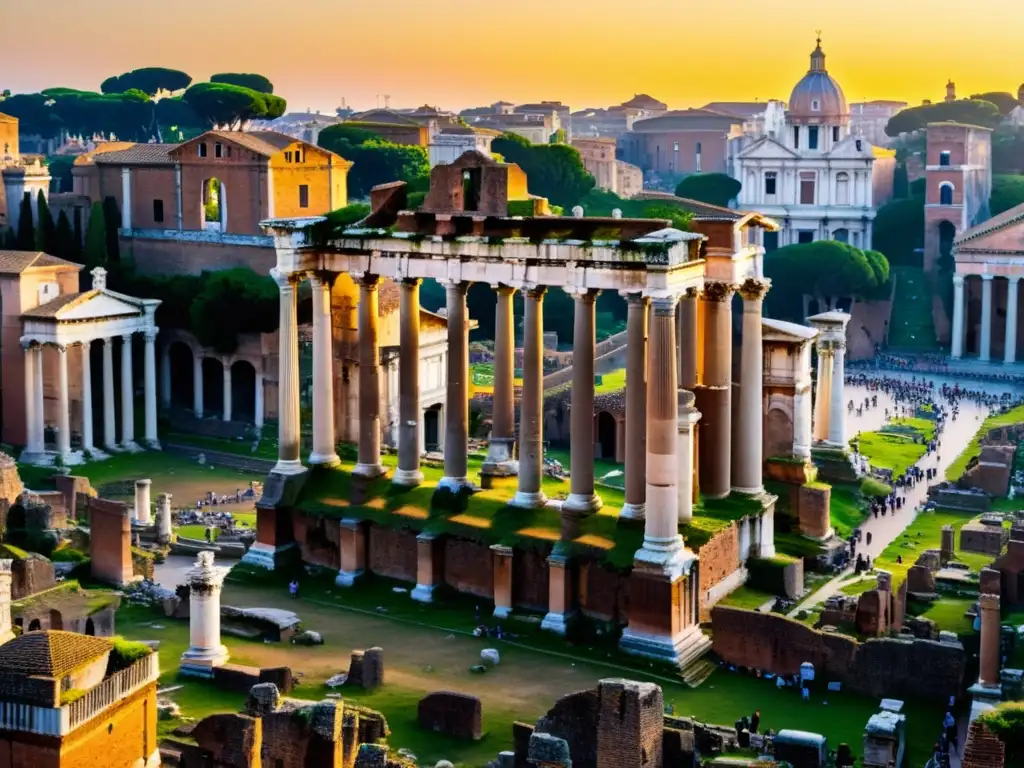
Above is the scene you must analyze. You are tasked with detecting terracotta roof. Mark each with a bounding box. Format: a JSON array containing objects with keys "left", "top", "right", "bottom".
[
  {"left": 0, "top": 112, "right": 16, "bottom": 123},
  {"left": 92, "top": 143, "right": 179, "bottom": 166},
  {"left": 0, "top": 251, "right": 80, "bottom": 275},
  {"left": 207, "top": 130, "right": 294, "bottom": 157},
  {"left": 621, "top": 94, "right": 667, "bottom": 110},
  {"left": 955, "top": 202, "right": 1024, "bottom": 246},
  {"left": 0, "top": 630, "right": 112, "bottom": 678},
  {"left": 22, "top": 291, "right": 91, "bottom": 318}
]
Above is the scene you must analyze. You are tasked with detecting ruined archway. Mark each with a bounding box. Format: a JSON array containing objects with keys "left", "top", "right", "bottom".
[
  {"left": 596, "top": 411, "right": 617, "bottom": 461},
  {"left": 201, "top": 358, "right": 225, "bottom": 418},
  {"left": 85, "top": 617, "right": 96, "bottom": 636},
  {"left": 28, "top": 618, "right": 41, "bottom": 631},
  {"left": 48, "top": 609, "right": 63, "bottom": 630},
  {"left": 168, "top": 342, "right": 195, "bottom": 410},
  {"left": 202, "top": 178, "right": 226, "bottom": 231},
  {"left": 231, "top": 360, "right": 257, "bottom": 423}
]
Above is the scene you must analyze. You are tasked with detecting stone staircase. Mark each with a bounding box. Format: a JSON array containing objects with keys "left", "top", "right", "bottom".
[
  {"left": 676, "top": 628, "right": 714, "bottom": 687},
  {"left": 680, "top": 657, "right": 716, "bottom": 688}
]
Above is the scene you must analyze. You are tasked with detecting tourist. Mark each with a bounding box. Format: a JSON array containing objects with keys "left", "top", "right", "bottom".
[
  {"left": 289, "top": 580, "right": 299, "bottom": 599},
  {"left": 751, "top": 710, "right": 760, "bottom": 733},
  {"left": 801, "top": 687, "right": 809, "bottom": 702},
  {"left": 943, "top": 711, "right": 957, "bottom": 754}
]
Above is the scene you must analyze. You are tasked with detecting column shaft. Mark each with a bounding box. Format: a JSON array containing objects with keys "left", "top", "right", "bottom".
[
  {"left": 441, "top": 281, "right": 470, "bottom": 489},
  {"left": 274, "top": 270, "right": 303, "bottom": 474},
  {"left": 56, "top": 346, "right": 71, "bottom": 456},
  {"left": 255, "top": 372, "right": 265, "bottom": 429},
  {"left": 513, "top": 287, "right": 546, "bottom": 507},
  {"left": 792, "top": 386, "right": 812, "bottom": 459},
  {"left": 677, "top": 402, "right": 700, "bottom": 523},
  {"left": 1006, "top": 277, "right": 1019, "bottom": 364},
  {"left": 734, "top": 281, "right": 768, "bottom": 493},
  {"left": 565, "top": 290, "right": 601, "bottom": 514},
  {"left": 827, "top": 343, "right": 847, "bottom": 447},
  {"left": 102, "top": 338, "right": 116, "bottom": 450},
  {"left": 193, "top": 353, "right": 204, "bottom": 418},
  {"left": 309, "top": 275, "right": 339, "bottom": 465},
  {"left": 980, "top": 275, "right": 993, "bottom": 362},
  {"left": 678, "top": 289, "right": 699, "bottom": 388},
  {"left": 702, "top": 282, "right": 735, "bottom": 499},
  {"left": 483, "top": 285, "right": 516, "bottom": 474},
  {"left": 143, "top": 333, "right": 158, "bottom": 447},
  {"left": 621, "top": 294, "right": 649, "bottom": 519},
  {"left": 221, "top": 361, "right": 232, "bottom": 422},
  {"left": 160, "top": 344, "right": 171, "bottom": 409},
  {"left": 81, "top": 342, "right": 94, "bottom": 453},
  {"left": 355, "top": 275, "right": 385, "bottom": 477},
  {"left": 979, "top": 593, "right": 1001, "bottom": 687},
  {"left": 813, "top": 348, "right": 833, "bottom": 443},
  {"left": 120, "top": 335, "right": 134, "bottom": 446},
  {"left": 951, "top": 275, "right": 965, "bottom": 359},
  {"left": 23, "top": 345, "right": 40, "bottom": 454},
  {"left": 395, "top": 279, "right": 423, "bottom": 486}
]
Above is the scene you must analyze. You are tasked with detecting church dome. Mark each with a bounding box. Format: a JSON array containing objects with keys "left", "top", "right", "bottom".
[{"left": 788, "top": 37, "right": 848, "bottom": 122}]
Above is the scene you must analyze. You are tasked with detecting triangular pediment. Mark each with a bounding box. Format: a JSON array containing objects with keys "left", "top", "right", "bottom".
[
  {"left": 825, "top": 136, "right": 874, "bottom": 159},
  {"left": 956, "top": 203, "right": 1024, "bottom": 250},
  {"left": 738, "top": 137, "right": 799, "bottom": 160},
  {"left": 23, "top": 289, "right": 146, "bottom": 321}
]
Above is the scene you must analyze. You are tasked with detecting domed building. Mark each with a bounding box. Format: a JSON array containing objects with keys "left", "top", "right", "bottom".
[{"left": 735, "top": 37, "right": 895, "bottom": 251}]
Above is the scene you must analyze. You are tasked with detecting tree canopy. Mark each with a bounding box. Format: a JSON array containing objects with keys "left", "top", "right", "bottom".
[
  {"left": 885, "top": 99, "right": 1003, "bottom": 137},
  {"left": 491, "top": 132, "right": 595, "bottom": 208},
  {"left": 873, "top": 195, "right": 925, "bottom": 268},
  {"left": 188, "top": 268, "right": 280, "bottom": 353},
  {"left": 990, "top": 173, "right": 1024, "bottom": 215},
  {"left": 210, "top": 73, "right": 274, "bottom": 94},
  {"left": 83, "top": 202, "right": 108, "bottom": 269},
  {"left": 34, "top": 191, "right": 56, "bottom": 254},
  {"left": 969, "top": 91, "right": 1020, "bottom": 116},
  {"left": 673, "top": 173, "right": 742, "bottom": 207},
  {"left": 101, "top": 68, "right": 192, "bottom": 96},
  {"left": 182, "top": 82, "right": 286, "bottom": 130},
  {"left": 0, "top": 93, "right": 62, "bottom": 138},
  {"left": 317, "top": 125, "right": 430, "bottom": 199},
  {"left": 15, "top": 194, "right": 34, "bottom": 251}
]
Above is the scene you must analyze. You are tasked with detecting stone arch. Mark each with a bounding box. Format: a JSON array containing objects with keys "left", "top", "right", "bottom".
[
  {"left": 939, "top": 181, "right": 955, "bottom": 206},
  {"left": 28, "top": 618, "right": 41, "bottom": 631},
  {"left": 202, "top": 177, "right": 226, "bottom": 231},
  {"left": 48, "top": 609, "right": 63, "bottom": 630},
  {"left": 168, "top": 341, "right": 195, "bottom": 409},
  {"left": 596, "top": 411, "right": 617, "bottom": 461},
  {"left": 85, "top": 617, "right": 96, "bottom": 636},
  {"left": 231, "top": 360, "right": 257, "bottom": 423},
  {"left": 765, "top": 403, "right": 795, "bottom": 459},
  {"left": 832, "top": 227, "right": 850, "bottom": 244},
  {"left": 201, "top": 357, "right": 225, "bottom": 418}
]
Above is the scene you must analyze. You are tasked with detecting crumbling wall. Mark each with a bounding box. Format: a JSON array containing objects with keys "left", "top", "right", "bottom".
[
  {"left": 696, "top": 522, "right": 741, "bottom": 614},
  {"left": 534, "top": 688, "right": 600, "bottom": 768},
  {"left": 511, "top": 548, "right": 550, "bottom": 612},
  {"left": 11, "top": 554, "right": 55, "bottom": 600},
  {"left": 416, "top": 691, "right": 482, "bottom": 741},
  {"left": 579, "top": 562, "right": 629, "bottom": 623},
  {"left": 293, "top": 510, "right": 342, "bottom": 570},
  {"left": 88, "top": 497, "right": 134, "bottom": 586}
]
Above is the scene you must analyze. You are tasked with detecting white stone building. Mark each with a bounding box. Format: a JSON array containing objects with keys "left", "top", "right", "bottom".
[
  {"left": 735, "top": 38, "right": 888, "bottom": 251},
  {"left": 428, "top": 126, "right": 499, "bottom": 168}
]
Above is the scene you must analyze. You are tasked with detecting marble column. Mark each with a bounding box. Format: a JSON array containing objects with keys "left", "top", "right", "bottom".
[
  {"left": 81, "top": 341, "right": 94, "bottom": 454},
  {"left": 564, "top": 289, "right": 602, "bottom": 515},
  {"left": 978, "top": 592, "right": 1001, "bottom": 688},
  {"left": 980, "top": 274, "right": 994, "bottom": 362},
  {"left": 678, "top": 288, "right": 699, "bottom": 389},
  {"left": 160, "top": 344, "right": 171, "bottom": 409},
  {"left": 483, "top": 285, "right": 517, "bottom": 476},
  {"left": 635, "top": 295, "right": 684, "bottom": 561},
  {"left": 512, "top": 286, "right": 547, "bottom": 508},
  {"left": 734, "top": 279, "right": 768, "bottom": 494},
  {"left": 394, "top": 278, "right": 424, "bottom": 486},
  {"left": 103, "top": 337, "right": 116, "bottom": 450},
  {"left": 134, "top": 479, "right": 152, "bottom": 525},
  {"left": 309, "top": 275, "right": 339, "bottom": 466},
  {"left": 792, "top": 384, "right": 813, "bottom": 459},
  {"left": 440, "top": 280, "right": 471, "bottom": 490},
  {"left": 254, "top": 372, "right": 265, "bottom": 429},
  {"left": 120, "top": 334, "right": 135, "bottom": 447},
  {"left": 272, "top": 269, "right": 303, "bottom": 475},
  {"left": 221, "top": 360, "right": 232, "bottom": 423},
  {"left": 0, "top": 561, "right": 12, "bottom": 645},
  {"left": 354, "top": 275, "right": 385, "bottom": 478},
  {"left": 156, "top": 493, "right": 173, "bottom": 545},
  {"left": 143, "top": 331, "right": 158, "bottom": 448},
  {"left": 1006, "top": 276, "right": 1020, "bottom": 364},
  {"left": 193, "top": 352, "right": 204, "bottom": 418},
  {"left": 951, "top": 274, "right": 965, "bottom": 359},
  {"left": 827, "top": 341, "right": 847, "bottom": 447},
  {"left": 23, "top": 344, "right": 42, "bottom": 455},
  {"left": 180, "top": 551, "right": 230, "bottom": 676},
  {"left": 620, "top": 293, "right": 648, "bottom": 520},
  {"left": 812, "top": 344, "right": 833, "bottom": 443},
  {"left": 56, "top": 345, "right": 71, "bottom": 458},
  {"left": 702, "top": 281, "right": 735, "bottom": 499},
  {"left": 677, "top": 392, "right": 701, "bottom": 523}
]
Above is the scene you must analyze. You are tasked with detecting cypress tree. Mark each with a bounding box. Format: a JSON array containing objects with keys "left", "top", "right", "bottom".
[
  {"left": 84, "top": 202, "right": 108, "bottom": 269},
  {"left": 16, "top": 193, "right": 34, "bottom": 251},
  {"left": 35, "top": 190, "right": 57, "bottom": 254},
  {"left": 102, "top": 196, "right": 121, "bottom": 263},
  {"left": 1, "top": 227, "right": 16, "bottom": 249},
  {"left": 54, "top": 210, "right": 75, "bottom": 262}
]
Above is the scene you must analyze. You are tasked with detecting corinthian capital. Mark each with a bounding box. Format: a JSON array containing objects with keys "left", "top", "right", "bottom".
[
  {"left": 738, "top": 277, "right": 771, "bottom": 302},
  {"left": 703, "top": 281, "right": 737, "bottom": 303}
]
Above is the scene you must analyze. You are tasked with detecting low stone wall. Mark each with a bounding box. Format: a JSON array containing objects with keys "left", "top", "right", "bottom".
[
  {"left": 444, "top": 538, "right": 493, "bottom": 598},
  {"left": 417, "top": 691, "right": 482, "bottom": 741},
  {"left": 797, "top": 485, "right": 831, "bottom": 539},
  {"left": 579, "top": 562, "right": 629, "bottom": 623},
  {"left": 292, "top": 510, "right": 341, "bottom": 570},
  {"left": 960, "top": 523, "right": 1007, "bottom": 556},
  {"left": 512, "top": 548, "right": 551, "bottom": 612},
  {"left": 212, "top": 664, "right": 294, "bottom": 695},
  {"left": 366, "top": 524, "right": 418, "bottom": 582},
  {"left": 697, "top": 522, "right": 741, "bottom": 615}
]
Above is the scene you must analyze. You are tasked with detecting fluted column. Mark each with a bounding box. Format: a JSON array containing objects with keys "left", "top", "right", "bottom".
[
  {"left": 160, "top": 344, "right": 171, "bottom": 409},
  {"left": 394, "top": 278, "right": 424, "bottom": 486},
  {"left": 636, "top": 295, "right": 683, "bottom": 561},
  {"left": 81, "top": 341, "right": 94, "bottom": 453},
  {"left": 354, "top": 275, "right": 385, "bottom": 478},
  {"left": 440, "top": 280, "right": 471, "bottom": 490},
  {"left": 793, "top": 383, "right": 812, "bottom": 459},
  {"left": 309, "top": 274, "right": 339, "bottom": 466},
  {"left": 677, "top": 392, "right": 701, "bottom": 523},
  {"left": 221, "top": 359, "right": 232, "bottom": 423},
  {"left": 620, "top": 293, "right": 649, "bottom": 520},
  {"left": 702, "top": 281, "right": 735, "bottom": 499},
  {"left": 22, "top": 343, "right": 42, "bottom": 455},
  {"left": 512, "top": 286, "right": 547, "bottom": 508},
  {"left": 980, "top": 274, "right": 993, "bottom": 362},
  {"left": 143, "top": 331, "right": 158, "bottom": 448},
  {"left": 827, "top": 341, "right": 847, "bottom": 447},
  {"left": 951, "top": 274, "right": 965, "bottom": 359},
  {"left": 272, "top": 269, "right": 303, "bottom": 475},
  {"left": 193, "top": 352, "right": 204, "bottom": 418},
  {"left": 56, "top": 345, "right": 71, "bottom": 457},
  {"left": 120, "top": 334, "right": 135, "bottom": 447},
  {"left": 483, "top": 285, "right": 517, "bottom": 475},
  {"left": 812, "top": 344, "right": 833, "bottom": 443},
  {"left": 734, "top": 279, "right": 769, "bottom": 494},
  {"left": 1006, "top": 276, "right": 1019, "bottom": 364},
  {"left": 564, "top": 289, "right": 602, "bottom": 515},
  {"left": 678, "top": 288, "right": 699, "bottom": 389},
  {"left": 102, "top": 337, "right": 116, "bottom": 450}
]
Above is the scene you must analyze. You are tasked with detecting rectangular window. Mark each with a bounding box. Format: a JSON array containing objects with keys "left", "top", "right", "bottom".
[
  {"left": 214, "top": 143, "right": 223, "bottom": 158},
  {"left": 198, "top": 142, "right": 207, "bottom": 158},
  {"left": 764, "top": 172, "right": 777, "bottom": 196},
  {"left": 153, "top": 199, "right": 164, "bottom": 223},
  {"left": 799, "top": 171, "right": 816, "bottom": 204},
  {"left": 793, "top": 126, "right": 800, "bottom": 149},
  {"left": 798, "top": 230, "right": 815, "bottom": 244},
  {"left": 285, "top": 151, "right": 293, "bottom": 162},
  {"left": 833, "top": 126, "right": 840, "bottom": 142},
  {"left": 298, "top": 185, "right": 309, "bottom": 208},
  {"left": 808, "top": 126, "right": 819, "bottom": 150},
  {"left": 673, "top": 142, "right": 679, "bottom": 152},
  {"left": 940, "top": 150, "right": 951, "bottom": 167}
]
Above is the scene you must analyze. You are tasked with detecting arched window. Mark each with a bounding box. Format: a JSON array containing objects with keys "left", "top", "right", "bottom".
[
  {"left": 836, "top": 172, "right": 850, "bottom": 205},
  {"left": 939, "top": 182, "right": 955, "bottom": 206},
  {"left": 833, "top": 228, "right": 850, "bottom": 243},
  {"left": 202, "top": 178, "right": 227, "bottom": 231}
]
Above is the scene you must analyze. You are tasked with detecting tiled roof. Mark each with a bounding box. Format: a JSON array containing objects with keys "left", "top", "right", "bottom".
[
  {"left": 92, "top": 143, "right": 179, "bottom": 166},
  {"left": 631, "top": 192, "right": 745, "bottom": 220},
  {"left": 22, "top": 291, "right": 91, "bottom": 318},
  {"left": 0, "top": 251, "right": 80, "bottom": 275},
  {"left": 0, "top": 630, "right": 112, "bottom": 678},
  {"left": 956, "top": 202, "right": 1024, "bottom": 245},
  {"left": 208, "top": 130, "right": 294, "bottom": 157}
]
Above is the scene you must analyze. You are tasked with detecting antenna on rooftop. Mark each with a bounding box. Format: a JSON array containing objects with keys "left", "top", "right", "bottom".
[{"left": 384, "top": 94, "right": 391, "bottom": 108}]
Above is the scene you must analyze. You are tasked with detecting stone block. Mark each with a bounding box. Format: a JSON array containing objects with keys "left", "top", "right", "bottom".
[
  {"left": 191, "top": 713, "right": 261, "bottom": 768},
  {"left": 960, "top": 523, "right": 1008, "bottom": 556},
  {"left": 980, "top": 567, "right": 1002, "bottom": 596},
  {"left": 595, "top": 679, "right": 663, "bottom": 767},
  {"left": 513, "top": 722, "right": 536, "bottom": 768},
  {"left": 906, "top": 565, "right": 936, "bottom": 594},
  {"left": 88, "top": 497, "right": 135, "bottom": 586},
  {"left": 244, "top": 682, "right": 281, "bottom": 716},
  {"left": 940, "top": 525, "right": 955, "bottom": 565},
  {"left": 528, "top": 733, "right": 571, "bottom": 767},
  {"left": 797, "top": 484, "right": 831, "bottom": 539},
  {"left": 417, "top": 691, "right": 482, "bottom": 741},
  {"left": 347, "top": 647, "right": 384, "bottom": 689}
]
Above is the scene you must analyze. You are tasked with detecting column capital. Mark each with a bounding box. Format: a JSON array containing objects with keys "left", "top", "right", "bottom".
[
  {"left": 356, "top": 273, "right": 382, "bottom": 288},
  {"left": 564, "top": 287, "right": 600, "bottom": 302},
  {"left": 101, "top": 336, "right": 113, "bottom": 346},
  {"left": 523, "top": 285, "right": 547, "bottom": 300},
  {"left": 399, "top": 277, "right": 422, "bottom": 288},
  {"left": 619, "top": 290, "right": 649, "bottom": 304},
  {"left": 270, "top": 267, "right": 300, "bottom": 291},
  {"left": 492, "top": 283, "right": 517, "bottom": 297},
  {"left": 54, "top": 343, "right": 68, "bottom": 354},
  {"left": 953, "top": 274, "right": 965, "bottom": 287},
  {"left": 684, "top": 286, "right": 702, "bottom": 299},
  {"left": 19, "top": 338, "right": 36, "bottom": 351},
  {"left": 703, "top": 281, "right": 737, "bottom": 303},
  {"left": 120, "top": 332, "right": 134, "bottom": 343},
  {"left": 982, "top": 273, "right": 994, "bottom": 282},
  {"left": 439, "top": 278, "right": 472, "bottom": 294},
  {"left": 143, "top": 328, "right": 158, "bottom": 343},
  {"left": 1011, "top": 275, "right": 1022, "bottom": 284},
  {"left": 650, "top": 295, "right": 678, "bottom": 315},
  {"left": 309, "top": 271, "right": 336, "bottom": 289},
  {"left": 738, "top": 277, "right": 771, "bottom": 302}
]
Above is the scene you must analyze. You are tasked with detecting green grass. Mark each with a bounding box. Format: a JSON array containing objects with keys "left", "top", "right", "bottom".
[
  {"left": 594, "top": 368, "right": 626, "bottom": 393},
  {"left": 947, "top": 403, "right": 1024, "bottom": 481},
  {"left": 719, "top": 585, "right": 776, "bottom": 610},
  {"left": 887, "top": 266, "right": 938, "bottom": 350},
  {"left": 909, "top": 597, "right": 976, "bottom": 635},
  {"left": 546, "top": 448, "right": 624, "bottom": 490},
  {"left": 854, "top": 418, "right": 933, "bottom": 479},
  {"left": 829, "top": 482, "right": 867, "bottom": 540},
  {"left": 176, "top": 512, "right": 257, "bottom": 542},
  {"left": 163, "top": 431, "right": 278, "bottom": 461}
]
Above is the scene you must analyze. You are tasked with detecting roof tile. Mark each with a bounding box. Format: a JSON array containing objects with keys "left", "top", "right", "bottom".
[
  {"left": 0, "top": 251, "right": 80, "bottom": 275},
  {"left": 92, "top": 143, "right": 179, "bottom": 166},
  {"left": 0, "top": 630, "right": 112, "bottom": 678}
]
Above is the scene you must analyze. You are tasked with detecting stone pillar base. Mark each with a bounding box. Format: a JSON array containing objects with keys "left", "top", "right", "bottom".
[
  {"left": 481, "top": 438, "right": 518, "bottom": 479},
  {"left": 438, "top": 476, "right": 473, "bottom": 492},
  {"left": 969, "top": 681, "right": 1003, "bottom": 706},
  {"left": 542, "top": 554, "right": 575, "bottom": 635},
  {"left": 618, "top": 502, "right": 645, "bottom": 522},
  {"left": 180, "top": 645, "right": 230, "bottom": 678},
  {"left": 392, "top": 469, "right": 425, "bottom": 487},
  {"left": 120, "top": 441, "right": 143, "bottom": 454},
  {"left": 561, "top": 493, "right": 603, "bottom": 515},
  {"left": 411, "top": 584, "right": 436, "bottom": 603},
  {"left": 619, "top": 623, "right": 709, "bottom": 665},
  {"left": 491, "top": 544, "right": 513, "bottom": 619},
  {"left": 144, "top": 439, "right": 162, "bottom": 451},
  {"left": 353, "top": 462, "right": 386, "bottom": 479},
  {"left": 335, "top": 569, "right": 363, "bottom": 587},
  {"left": 414, "top": 531, "right": 443, "bottom": 603},
  {"left": 540, "top": 610, "right": 574, "bottom": 635},
  {"left": 620, "top": 557, "right": 705, "bottom": 665},
  {"left": 338, "top": 518, "right": 366, "bottom": 586},
  {"left": 309, "top": 451, "right": 341, "bottom": 467},
  {"left": 510, "top": 490, "right": 547, "bottom": 509},
  {"left": 240, "top": 542, "right": 296, "bottom": 571},
  {"left": 272, "top": 459, "right": 308, "bottom": 476}
]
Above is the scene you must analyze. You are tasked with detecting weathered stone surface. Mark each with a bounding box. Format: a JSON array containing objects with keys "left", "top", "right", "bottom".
[
  {"left": 528, "top": 733, "right": 571, "bottom": 767},
  {"left": 191, "top": 713, "right": 261, "bottom": 768},
  {"left": 347, "top": 647, "right": 384, "bottom": 689},
  {"left": 244, "top": 682, "right": 280, "bottom": 716},
  {"left": 797, "top": 484, "right": 831, "bottom": 539},
  {"left": 417, "top": 691, "right": 482, "bottom": 741}
]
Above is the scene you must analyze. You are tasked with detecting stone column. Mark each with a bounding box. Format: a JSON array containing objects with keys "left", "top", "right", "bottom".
[
  {"left": 221, "top": 359, "right": 232, "bottom": 423},
  {"left": 335, "top": 518, "right": 366, "bottom": 587},
  {"left": 491, "top": 545, "right": 513, "bottom": 618},
  {"left": 160, "top": 344, "right": 171, "bottom": 409},
  {"left": 813, "top": 343, "right": 833, "bottom": 443},
  {"left": 1007, "top": 276, "right": 1020, "bottom": 364},
  {"left": 22, "top": 343, "right": 42, "bottom": 455},
  {"left": 134, "top": 479, "right": 152, "bottom": 525},
  {"left": 309, "top": 274, "right": 339, "bottom": 466},
  {"left": 827, "top": 341, "right": 847, "bottom": 447},
  {"left": 411, "top": 531, "right": 443, "bottom": 603},
  {"left": 951, "top": 274, "right": 966, "bottom": 359},
  {"left": 541, "top": 553, "right": 574, "bottom": 634},
  {"left": 355, "top": 275, "right": 385, "bottom": 478},
  {"left": 0, "top": 560, "right": 12, "bottom": 644},
  {"left": 395, "top": 278, "right": 424, "bottom": 486},
  {"left": 620, "top": 293, "right": 648, "bottom": 520},
  {"left": 254, "top": 372, "right": 265, "bottom": 429},
  {"left": 677, "top": 392, "right": 701, "bottom": 523},
  {"left": 981, "top": 274, "right": 994, "bottom": 362},
  {"left": 56, "top": 344, "right": 71, "bottom": 458},
  {"left": 440, "top": 280, "right": 471, "bottom": 490},
  {"left": 156, "top": 493, "right": 173, "bottom": 545},
  {"left": 81, "top": 341, "right": 94, "bottom": 454},
  {"left": 793, "top": 384, "right": 813, "bottom": 459},
  {"left": 564, "top": 289, "right": 602, "bottom": 515},
  {"left": 272, "top": 269, "right": 304, "bottom": 475},
  {"left": 120, "top": 167, "right": 133, "bottom": 230},
  {"left": 759, "top": 506, "right": 776, "bottom": 557},
  {"left": 193, "top": 352, "right": 204, "bottom": 418},
  {"left": 512, "top": 286, "right": 547, "bottom": 508},
  {"left": 734, "top": 279, "right": 768, "bottom": 494},
  {"left": 120, "top": 334, "right": 135, "bottom": 447},
  {"left": 482, "top": 285, "right": 517, "bottom": 477},
  {"left": 103, "top": 337, "right": 116, "bottom": 450},
  {"left": 180, "top": 551, "right": 230, "bottom": 677},
  {"left": 678, "top": 288, "right": 699, "bottom": 389},
  {"left": 978, "top": 592, "right": 1001, "bottom": 688},
  {"left": 143, "top": 331, "right": 158, "bottom": 448},
  {"left": 702, "top": 282, "right": 735, "bottom": 499}
]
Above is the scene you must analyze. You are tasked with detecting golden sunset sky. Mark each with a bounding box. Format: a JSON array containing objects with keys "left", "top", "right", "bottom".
[{"left": 3, "top": 0, "right": 1021, "bottom": 113}]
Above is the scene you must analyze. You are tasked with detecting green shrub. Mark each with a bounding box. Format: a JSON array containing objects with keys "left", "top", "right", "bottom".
[
  {"left": 106, "top": 637, "right": 153, "bottom": 675},
  {"left": 978, "top": 701, "right": 1024, "bottom": 763},
  {"left": 60, "top": 688, "right": 87, "bottom": 705},
  {"left": 747, "top": 555, "right": 799, "bottom": 595},
  {"left": 50, "top": 547, "right": 87, "bottom": 564},
  {"left": 860, "top": 477, "right": 893, "bottom": 498}
]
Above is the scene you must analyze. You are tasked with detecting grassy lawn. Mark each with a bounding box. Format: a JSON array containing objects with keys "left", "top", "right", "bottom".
[
  {"left": 594, "top": 368, "right": 626, "bottom": 393},
  {"left": 830, "top": 482, "right": 868, "bottom": 540},
  {"left": 909, "top": 597, "right": 976, "bottom": 635},
  {"left": 176, "top": 511, "right": 257, "bottom": 541},
  {"left": 947, "top": 403, "right": 1024, "bottom": 481},
  {"left": 854, "top": 417, "right": 934, "bottom": 479},
  {"left": 546, "top": 448, "right": 624, "bottom": 489},
  {"left": 887, "top": 266, "right": 938, "bottom": 350},
  {"left": 719, "top": 585, "right": 776, "bottom": 610},
  {"left": 163, "top": 430, "right": 278, "bottom": 462}
]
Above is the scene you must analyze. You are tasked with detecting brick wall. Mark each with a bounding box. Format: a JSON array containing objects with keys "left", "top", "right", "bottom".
[
  {"left": 595, "top": 680, "right": 663, "bottom": 768},
  {"left": 417, "top": 691, "right": 482, "bottom": 741},
  {"left": 961, "top": 719, "right": 1007, "bottom": 768},
  {"left": 443, "top": 538, "right": 494, "bottom": 599},
  {"left": 960, "top": 524, "right": 1007, "bottom": 556},
  {"left": 88, "top": 498, "right": 134, "bottom": 586},
  {"left": 11, "top": 555, "right": 55, "bottom": 600},
  {"left": 696, "top": 522, "right": 741, "bottom": 613},
  {"left": 366, "top": 525, "right": 417, "bottom": 582},
  {"left": 191, "top": 712, "right": 261, "bottom": 768},
  {"left": 120, "top": 236, "right": 276, "bottom": 277},
  {"left": 579, "top": 563, "right": 629, "bottom": 623},
  {"left": 292, "top": 510, "right": 342, "bottom": 570},
  {"left": 797, "top": 485, "right": 831, "bottom": 539},
  {"left": 512, "top": 549, "right": 550, "bottom": 611}
]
